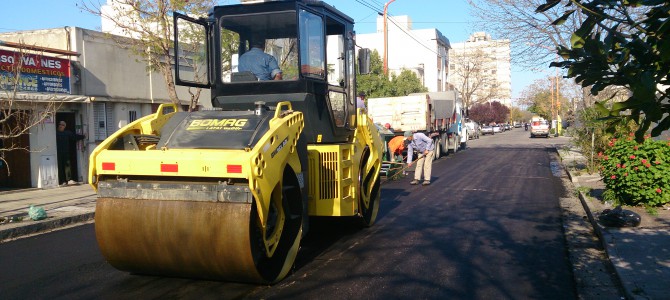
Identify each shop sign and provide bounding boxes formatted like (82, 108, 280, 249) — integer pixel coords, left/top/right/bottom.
(0, 49, 71, 94)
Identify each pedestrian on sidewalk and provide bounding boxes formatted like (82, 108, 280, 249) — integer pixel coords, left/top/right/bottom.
(405, 131, 434, 186)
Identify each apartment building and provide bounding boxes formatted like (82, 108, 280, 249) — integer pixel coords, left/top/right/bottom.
(356, 15, 451, 92)
(448, 32, 511, 107)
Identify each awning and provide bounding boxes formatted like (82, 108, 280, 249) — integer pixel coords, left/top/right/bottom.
(3, 92, 90, 103)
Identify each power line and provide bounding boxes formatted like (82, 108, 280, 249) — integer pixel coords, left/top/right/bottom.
(356, 21, 472, 24)
(386, 14, 441, 56)
(353, 0, 382, 14)
(351, 0, 441, 57)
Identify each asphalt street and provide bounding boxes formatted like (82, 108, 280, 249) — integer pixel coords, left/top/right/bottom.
(0, 129, 584, 299)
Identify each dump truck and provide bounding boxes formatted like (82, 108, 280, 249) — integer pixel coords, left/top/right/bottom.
(367, 91, 466, 159)
(88, 0, 383, 284)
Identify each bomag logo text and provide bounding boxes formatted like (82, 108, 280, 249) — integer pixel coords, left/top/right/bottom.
(188, 119, 248, 130)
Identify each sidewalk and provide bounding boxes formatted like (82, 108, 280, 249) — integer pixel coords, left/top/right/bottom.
(558, 145, 670, 300)
(0, 184, 96, 241)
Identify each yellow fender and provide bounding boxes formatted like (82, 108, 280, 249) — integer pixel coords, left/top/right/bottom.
(246, 101, 304, 257)
(353, 109, 384, 225)
(88, 103, 177, 191)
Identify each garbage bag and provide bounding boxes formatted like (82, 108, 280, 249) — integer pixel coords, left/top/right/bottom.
(28, 205, 47, 221)
(598, 206, 641, 227)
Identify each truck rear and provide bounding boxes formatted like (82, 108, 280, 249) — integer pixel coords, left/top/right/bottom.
(366, 94, 433, 133)
(367, 91, 466, 159)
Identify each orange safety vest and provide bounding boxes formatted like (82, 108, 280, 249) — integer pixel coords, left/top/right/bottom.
(388, 136, 406, 154)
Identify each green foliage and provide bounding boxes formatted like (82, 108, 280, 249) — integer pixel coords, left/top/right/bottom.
(356, 50, 426, 97)
(537, 0, 670, 142)
(526, 90, 552, 120)
(389, 70, 428, 96)
(599, 135, 670, 207)
(568, 105, 637, 173)
(575, 186, 591, 198)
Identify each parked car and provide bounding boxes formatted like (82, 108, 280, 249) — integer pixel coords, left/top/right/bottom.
(504, 123, 511, 131)
(481, 125, 494, 135)
(465, 120, 480, 139)
(492, 124, 502, 133)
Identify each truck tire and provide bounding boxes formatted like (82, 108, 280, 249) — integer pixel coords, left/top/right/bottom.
(434, 138, 441, 160)
(448, 135, 458, 154)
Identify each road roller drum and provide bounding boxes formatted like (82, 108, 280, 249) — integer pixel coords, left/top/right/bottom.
(88, 0, 383, 284)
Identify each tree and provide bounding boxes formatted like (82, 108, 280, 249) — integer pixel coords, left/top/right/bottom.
(490, 101, 511, 123)
(519, 76, 575, 120)
(389, 70, 428, 96)
(78, 0, 219, 111)
(537, 0, 669, 141)
(1, 46, 62, 175)
(468, 103, 496, 125)
(357, 49, 427, 97)
(510, 106, 523, 124)
(357, 50, 391, 98)
(449, 47, 503, 108)
(468, 101, 510, 125)
(468, 0, 589, 69)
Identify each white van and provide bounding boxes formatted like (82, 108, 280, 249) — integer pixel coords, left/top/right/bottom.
(530, 118, 550, 138)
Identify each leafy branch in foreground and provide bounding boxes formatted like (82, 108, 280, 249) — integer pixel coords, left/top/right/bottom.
(537, 0, 670, 142)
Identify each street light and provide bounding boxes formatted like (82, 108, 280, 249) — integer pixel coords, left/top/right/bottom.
(383, 0, 396, 76)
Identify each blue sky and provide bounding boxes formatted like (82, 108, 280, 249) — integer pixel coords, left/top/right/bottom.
(1, 0, 542, 99)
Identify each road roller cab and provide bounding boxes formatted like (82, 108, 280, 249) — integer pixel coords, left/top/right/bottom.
(89, 0, 383, 284)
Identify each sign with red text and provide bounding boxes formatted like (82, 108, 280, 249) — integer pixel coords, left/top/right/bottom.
(0, 49, 71, 94)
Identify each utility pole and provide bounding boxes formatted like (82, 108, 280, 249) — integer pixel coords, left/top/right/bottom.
(383, 0, 396, 76)
(555, 66, 560, 136)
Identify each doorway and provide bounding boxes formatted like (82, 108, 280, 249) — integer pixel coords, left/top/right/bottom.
(0, 113, 32, 189)
(56, 112, 81, 184)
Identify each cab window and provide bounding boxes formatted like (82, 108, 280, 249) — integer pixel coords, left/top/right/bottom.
(299, 9, 325, 79)
(219, 11, 298, 83)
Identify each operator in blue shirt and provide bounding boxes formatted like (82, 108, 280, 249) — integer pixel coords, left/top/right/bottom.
(405, 130, 435, 186)
(238, 38, 282, 81)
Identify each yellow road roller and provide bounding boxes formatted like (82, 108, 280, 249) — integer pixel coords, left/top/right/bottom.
(89, 0, 383, 284)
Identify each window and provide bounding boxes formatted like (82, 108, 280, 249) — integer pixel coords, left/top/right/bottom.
(219, 11, 298, 82)
(128, 110, 137, 123)
(328, 91, 346, 127)
(325, 16, 345, 87)
(174, 16, 209, 86)
(93, 102, 114, 141)
(299, 9, 325, 79)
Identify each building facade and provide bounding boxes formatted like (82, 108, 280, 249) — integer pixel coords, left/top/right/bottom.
(356, 15, 451, 92)
(448, 32, 511, 107)
(0, 27, 210, 189)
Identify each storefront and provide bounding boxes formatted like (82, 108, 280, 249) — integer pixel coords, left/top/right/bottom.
(0, 46, 88, 189)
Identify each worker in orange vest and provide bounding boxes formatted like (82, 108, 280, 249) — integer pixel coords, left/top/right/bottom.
(387, 135, 408, 162)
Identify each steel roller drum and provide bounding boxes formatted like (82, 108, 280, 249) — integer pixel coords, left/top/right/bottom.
(95, 197, 300, 283)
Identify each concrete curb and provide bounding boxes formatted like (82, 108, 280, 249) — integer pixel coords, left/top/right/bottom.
(559, 146, 637, 300)
(0, 212, 95, 242)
